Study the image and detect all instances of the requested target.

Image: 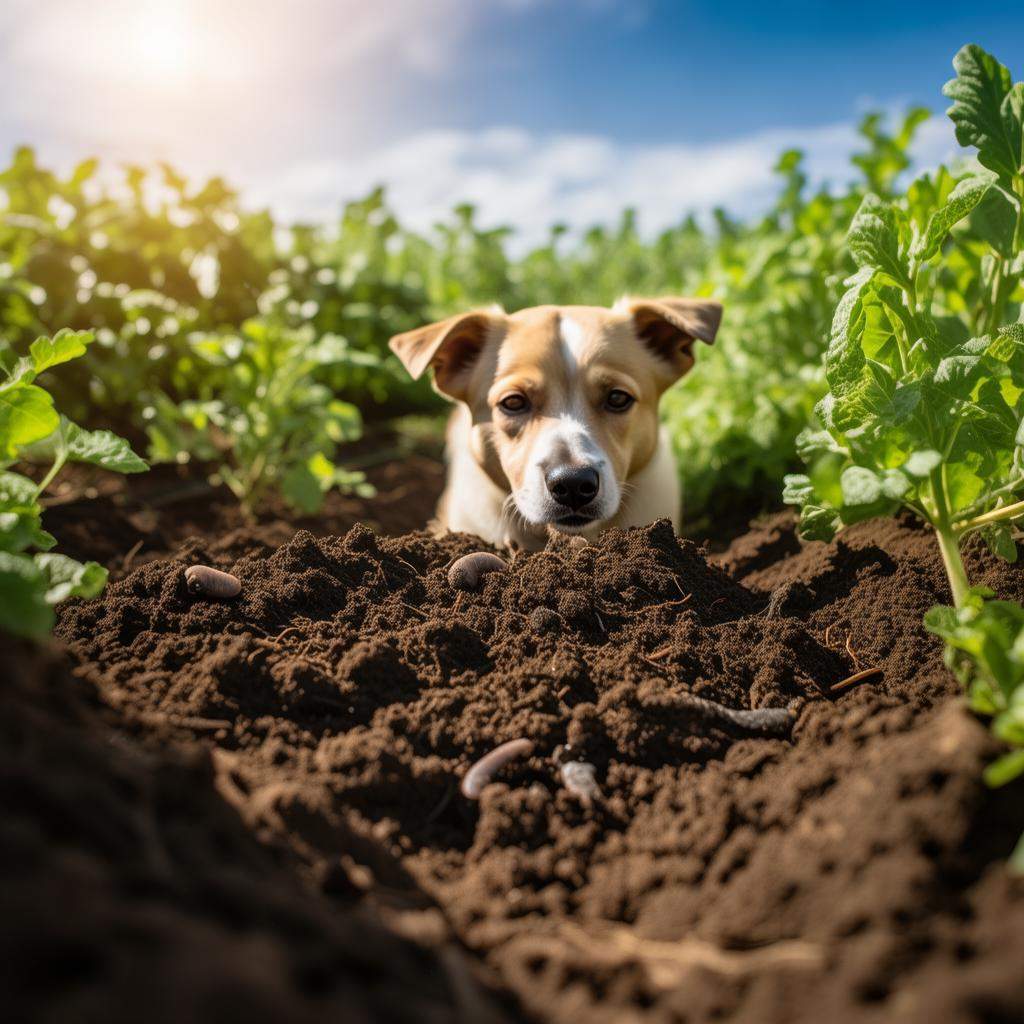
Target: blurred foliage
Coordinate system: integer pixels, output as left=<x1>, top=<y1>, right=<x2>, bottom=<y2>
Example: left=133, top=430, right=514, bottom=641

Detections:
left=0, top=110, right=933, bottom=516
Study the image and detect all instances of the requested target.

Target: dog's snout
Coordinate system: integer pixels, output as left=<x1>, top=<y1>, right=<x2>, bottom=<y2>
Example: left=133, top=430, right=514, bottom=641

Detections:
left=546, top=465, right=599, bottom=511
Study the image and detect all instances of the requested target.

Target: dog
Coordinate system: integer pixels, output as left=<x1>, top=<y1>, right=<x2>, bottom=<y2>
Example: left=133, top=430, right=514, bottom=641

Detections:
left=389, top=297, right=721, bottom=549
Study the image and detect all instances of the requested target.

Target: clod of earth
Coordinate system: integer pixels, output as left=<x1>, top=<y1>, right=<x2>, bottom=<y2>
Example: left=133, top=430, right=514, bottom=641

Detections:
left=460, top=738, right=535, bottom=799
left=184, top=564, right=241, bottom=599
left=448, top=551, right=508, bottom=591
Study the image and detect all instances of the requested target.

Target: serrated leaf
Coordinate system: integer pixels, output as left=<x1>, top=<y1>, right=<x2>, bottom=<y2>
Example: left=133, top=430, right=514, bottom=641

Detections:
left=29, top=329, right=94, bottom=373
left=913, top=174, right=993, bottom=261
left=943, top=45, right=1023, bottom=184
left=847, top=194, right=910, bottom=288
left=62, top=420, right=148, bottom=473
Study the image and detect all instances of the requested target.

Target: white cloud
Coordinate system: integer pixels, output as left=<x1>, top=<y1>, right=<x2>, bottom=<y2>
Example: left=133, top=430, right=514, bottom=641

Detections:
left=247, top=115, right=960, bottom=251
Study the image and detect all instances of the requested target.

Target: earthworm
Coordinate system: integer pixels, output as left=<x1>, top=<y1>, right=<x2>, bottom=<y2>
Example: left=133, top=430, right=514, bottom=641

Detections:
left=639, top=685, right=794, bottom=737
left=560, top=760, right=601, bottom=806
left=448, top=551, right=508, bottom=591
left=185, top=565, right=241, bottom=599
left=460, top=738, right=534, bottom=799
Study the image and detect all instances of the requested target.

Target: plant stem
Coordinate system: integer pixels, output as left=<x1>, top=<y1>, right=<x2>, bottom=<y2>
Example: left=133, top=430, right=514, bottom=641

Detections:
left=957, top=497, right=1024, bottom=533
left=931, top=466, right=971, bottom=608
left=34, top=453, right=66, bottom=500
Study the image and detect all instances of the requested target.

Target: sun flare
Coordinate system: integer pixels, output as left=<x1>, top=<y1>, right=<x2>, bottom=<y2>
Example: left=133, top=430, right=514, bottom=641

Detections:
left=129, top=5, right=193, bottom=82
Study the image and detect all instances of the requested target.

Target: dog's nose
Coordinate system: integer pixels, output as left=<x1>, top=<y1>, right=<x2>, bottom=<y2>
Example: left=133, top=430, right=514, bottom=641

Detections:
left=546, top=465, right=599, bottom=511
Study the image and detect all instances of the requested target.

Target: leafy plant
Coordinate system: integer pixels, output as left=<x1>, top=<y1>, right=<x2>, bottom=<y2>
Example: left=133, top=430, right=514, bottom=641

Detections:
left=0, top=329, right=147, bottom=637
left=785, top=45, right=1024, bottom=852
left=144, top=317, right=373, bottom=515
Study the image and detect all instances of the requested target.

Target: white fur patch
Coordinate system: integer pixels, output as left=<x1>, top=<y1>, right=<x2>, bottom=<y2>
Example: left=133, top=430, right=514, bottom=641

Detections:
left=559, top=314, right=587, bottom=371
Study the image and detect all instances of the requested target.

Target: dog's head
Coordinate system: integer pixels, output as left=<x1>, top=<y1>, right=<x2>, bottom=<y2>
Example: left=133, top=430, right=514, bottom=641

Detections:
left=389, top=298, right=721, bottom=533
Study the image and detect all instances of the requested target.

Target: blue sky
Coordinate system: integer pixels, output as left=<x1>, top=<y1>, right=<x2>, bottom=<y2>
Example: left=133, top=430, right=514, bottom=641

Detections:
left=411, top=2, right=1024, bottom=143
left=0, top=1, right=1021, bottom=245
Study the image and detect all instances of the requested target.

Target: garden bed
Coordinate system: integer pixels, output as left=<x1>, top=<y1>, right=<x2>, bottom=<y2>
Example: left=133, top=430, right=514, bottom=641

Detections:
left=4, top=488, right=1024, bottom=1023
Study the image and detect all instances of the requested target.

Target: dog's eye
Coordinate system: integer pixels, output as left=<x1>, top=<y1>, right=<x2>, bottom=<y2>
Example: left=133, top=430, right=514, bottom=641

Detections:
left=605, top=389, right=635, bottom=412
left=498, top=393, right=530, bottom=414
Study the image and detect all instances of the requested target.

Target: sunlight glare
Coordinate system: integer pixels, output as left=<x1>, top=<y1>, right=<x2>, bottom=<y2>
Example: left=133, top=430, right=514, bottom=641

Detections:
left=130, top=4, right=192, bottom=82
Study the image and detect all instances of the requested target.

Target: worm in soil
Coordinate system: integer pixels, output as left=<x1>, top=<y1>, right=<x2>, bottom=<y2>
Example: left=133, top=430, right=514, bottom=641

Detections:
left=185, top=565, right=241, bottom=599
left=647, top=690, right=795, bottom=737
left=560, top=760, right=601, bottom=806
left=460, top=738, right=534, bottom=799
left=448, top=551, right=508, bottom=592
left=691, top=697, right=794, bottom=736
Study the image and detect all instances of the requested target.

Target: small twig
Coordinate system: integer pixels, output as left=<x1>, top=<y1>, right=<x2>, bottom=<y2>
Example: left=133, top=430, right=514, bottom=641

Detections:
left=453, top=592, right=464, bottom=614
left=594, top=611, right=606, bottom=633
left=121, top=538, right=145, bottom=572
left=824, top=623, right=836, bottom=647
left=133, top=710, right=231, bottom=731
left=392, top=554, right=421, bottom=577
left=844, top=632, right=861, bottom=671
left=647, top=644, right=673, bottom=661
left=424, top=782, right=456, bottom=824
left=400, top=601, right=427, bottom=618
left=830, top=666, right=883, bottom=694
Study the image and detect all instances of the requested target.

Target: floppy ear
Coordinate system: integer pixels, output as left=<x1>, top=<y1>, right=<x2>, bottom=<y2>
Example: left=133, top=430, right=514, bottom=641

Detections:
left=619, top=296, right=723, bottom=381
left=389, top=309, right=503, bottom=401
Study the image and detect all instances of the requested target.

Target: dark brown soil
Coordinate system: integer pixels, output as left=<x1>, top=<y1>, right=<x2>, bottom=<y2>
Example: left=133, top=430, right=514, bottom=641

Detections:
left=2, top=501, right=1013, bottom=1024
left=38, top=435, right=446, bottom=575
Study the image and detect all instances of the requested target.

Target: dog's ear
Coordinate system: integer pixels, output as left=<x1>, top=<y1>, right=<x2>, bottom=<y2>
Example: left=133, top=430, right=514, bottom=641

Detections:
left=618, top=296, right=722, bottom=381
left=389, top=309, right=503, bottom=400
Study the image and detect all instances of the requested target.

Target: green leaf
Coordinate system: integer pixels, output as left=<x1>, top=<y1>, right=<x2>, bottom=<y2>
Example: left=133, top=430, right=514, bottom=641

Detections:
left=0, top=382, right=59, bottom=459
left=841, top=466, right=883, bottom=506
left=983, top=748, right=1024, bottom=787
left=1010, top=831, right=1024, bottom=876
left=982, top=523, right=1019, bottom=563
left=903, top=450, right=943, bottom=477
left=968, top=184, right=1019, bottom=257
left=943, top=45, right=1023, bottom=184
left=913, top=174, right=993, bottom=261
left=847, top=194, right=910, bottom=288
left=35, top=552, right=108, bottom=604
left=62, top=420, right=148, bottom=473
left=0, top=551, right=53, bottom=638
left=281, top=462, right=324, bottom=514
left=29, top=329, right=94, bottom=373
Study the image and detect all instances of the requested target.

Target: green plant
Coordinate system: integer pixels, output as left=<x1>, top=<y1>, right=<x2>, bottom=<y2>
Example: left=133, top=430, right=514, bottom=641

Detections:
left=0, top=329, right=147, bottom=637
left=785, top=45, right=1024, bottom=856
left=144, top=316, right=373, bottom=515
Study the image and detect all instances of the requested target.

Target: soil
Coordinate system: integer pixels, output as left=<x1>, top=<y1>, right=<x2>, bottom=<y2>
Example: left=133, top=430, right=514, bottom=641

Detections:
left=4, top=459, right=1024, bottom=1022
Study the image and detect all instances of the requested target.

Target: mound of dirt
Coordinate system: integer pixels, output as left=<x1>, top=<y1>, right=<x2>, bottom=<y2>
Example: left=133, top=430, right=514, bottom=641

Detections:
left=0, top=644, right=509, bottom=1024
left=13, top=514, right=1024, bottom=1022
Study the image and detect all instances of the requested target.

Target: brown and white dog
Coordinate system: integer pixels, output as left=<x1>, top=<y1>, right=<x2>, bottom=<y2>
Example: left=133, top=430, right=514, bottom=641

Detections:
left=389, top=298, right=721, bottom=549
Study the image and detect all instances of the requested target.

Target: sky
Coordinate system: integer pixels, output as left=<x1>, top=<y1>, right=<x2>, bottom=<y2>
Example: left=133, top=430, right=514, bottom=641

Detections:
left=1, top=0, right=1022, bottom=246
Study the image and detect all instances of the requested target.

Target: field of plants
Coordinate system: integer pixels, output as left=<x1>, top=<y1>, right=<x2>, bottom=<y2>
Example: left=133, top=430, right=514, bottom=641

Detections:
left=2, top=43, right=1024, bottom=1024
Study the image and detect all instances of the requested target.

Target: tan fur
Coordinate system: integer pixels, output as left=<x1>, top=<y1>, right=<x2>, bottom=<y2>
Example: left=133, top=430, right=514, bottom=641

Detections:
left=389, top=298, right=721, bottom=549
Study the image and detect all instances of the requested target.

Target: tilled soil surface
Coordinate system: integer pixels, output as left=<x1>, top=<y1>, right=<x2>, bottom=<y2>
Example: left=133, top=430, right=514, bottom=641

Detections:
left=6, top=512, right=1024, bottom=1022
